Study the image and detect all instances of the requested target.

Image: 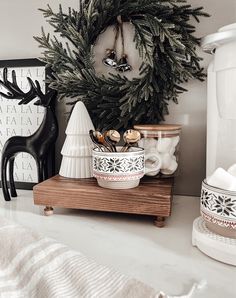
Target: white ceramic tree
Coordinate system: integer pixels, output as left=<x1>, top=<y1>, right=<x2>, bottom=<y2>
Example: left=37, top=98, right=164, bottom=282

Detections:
left=59, top=101, right=95, bottom=178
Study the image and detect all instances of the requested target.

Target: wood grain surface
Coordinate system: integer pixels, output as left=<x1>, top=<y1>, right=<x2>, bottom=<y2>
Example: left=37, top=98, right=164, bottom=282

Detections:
left=33, top=175, right=174, bottom=220
left=133, top=124, right=181, bottom=131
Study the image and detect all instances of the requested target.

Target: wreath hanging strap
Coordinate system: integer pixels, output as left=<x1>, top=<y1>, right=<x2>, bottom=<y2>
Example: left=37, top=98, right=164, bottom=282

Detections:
left=34, top=0, right=209, bottom=130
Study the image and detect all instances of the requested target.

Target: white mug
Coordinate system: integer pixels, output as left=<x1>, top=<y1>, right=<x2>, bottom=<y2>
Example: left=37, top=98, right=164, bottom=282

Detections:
left=93, top=147, right=145, bottom=189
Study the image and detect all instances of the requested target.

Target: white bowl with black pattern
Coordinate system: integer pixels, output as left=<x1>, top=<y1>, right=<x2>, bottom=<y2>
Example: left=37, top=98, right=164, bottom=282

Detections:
left=92, top=147, right=145, bottom=189
left=200, top=180, right=236, bottom=231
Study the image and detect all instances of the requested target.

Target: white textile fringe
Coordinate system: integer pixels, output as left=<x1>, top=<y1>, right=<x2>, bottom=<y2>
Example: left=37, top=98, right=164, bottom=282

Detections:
left=158, top=280, right=207, bottom=298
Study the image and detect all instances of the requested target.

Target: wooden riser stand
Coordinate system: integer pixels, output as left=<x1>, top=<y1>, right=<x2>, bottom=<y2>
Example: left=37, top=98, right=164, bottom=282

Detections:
left=33, top=175, right=174, bottom=227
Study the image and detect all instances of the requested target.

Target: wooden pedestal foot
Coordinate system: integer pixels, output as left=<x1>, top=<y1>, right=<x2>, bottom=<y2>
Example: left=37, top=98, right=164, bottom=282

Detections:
left=44, top=206, right=54, bottom=216
left=154, top=216, right=165, bottom=228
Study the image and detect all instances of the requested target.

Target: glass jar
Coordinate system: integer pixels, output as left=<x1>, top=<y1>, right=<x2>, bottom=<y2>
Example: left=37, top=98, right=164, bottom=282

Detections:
left=133, top=124, right=181, bottom=177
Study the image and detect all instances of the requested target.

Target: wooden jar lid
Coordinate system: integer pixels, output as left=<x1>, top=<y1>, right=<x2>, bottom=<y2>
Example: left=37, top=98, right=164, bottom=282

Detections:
left=133, top=124, right=181, bottom=131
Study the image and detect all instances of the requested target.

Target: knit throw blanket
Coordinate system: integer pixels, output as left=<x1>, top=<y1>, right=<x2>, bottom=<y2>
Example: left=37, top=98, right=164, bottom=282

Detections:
left=0, top=217, right=205, bottom=298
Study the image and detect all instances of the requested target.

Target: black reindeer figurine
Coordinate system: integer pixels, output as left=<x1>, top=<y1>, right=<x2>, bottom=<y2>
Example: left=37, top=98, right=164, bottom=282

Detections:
left=0, top=68, right=58, bottom=201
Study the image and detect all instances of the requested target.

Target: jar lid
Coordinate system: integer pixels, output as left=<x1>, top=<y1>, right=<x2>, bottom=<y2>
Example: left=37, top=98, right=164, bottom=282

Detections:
left=133, top=124, right=181, bottom=131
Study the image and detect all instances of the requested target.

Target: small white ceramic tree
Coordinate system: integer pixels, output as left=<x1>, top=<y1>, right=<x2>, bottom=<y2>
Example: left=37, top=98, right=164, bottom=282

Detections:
left=59, top=101, right=95, bottom=178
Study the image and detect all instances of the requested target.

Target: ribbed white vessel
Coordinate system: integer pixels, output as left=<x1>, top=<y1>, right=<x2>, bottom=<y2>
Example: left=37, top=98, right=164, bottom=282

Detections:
left=61, top=135, right=93, bottom=157
left=59, top=101, right=95, bottom=178
left=60, top=156, right=93, bottom=178
left=65, top=101, right=94, bottom=135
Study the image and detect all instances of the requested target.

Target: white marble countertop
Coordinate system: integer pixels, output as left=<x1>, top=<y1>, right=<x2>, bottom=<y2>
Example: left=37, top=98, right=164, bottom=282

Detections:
left=0, top=191, right=235, bottom=298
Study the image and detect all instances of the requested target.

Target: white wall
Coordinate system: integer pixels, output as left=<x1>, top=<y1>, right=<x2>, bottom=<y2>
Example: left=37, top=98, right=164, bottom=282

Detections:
left=165, top=0, right=236, bottom=195
left=0, top=0, right=235, bottom=196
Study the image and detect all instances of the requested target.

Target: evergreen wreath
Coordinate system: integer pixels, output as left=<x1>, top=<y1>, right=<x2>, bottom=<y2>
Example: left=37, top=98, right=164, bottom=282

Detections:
left=35, top=0, right=209, bottom=130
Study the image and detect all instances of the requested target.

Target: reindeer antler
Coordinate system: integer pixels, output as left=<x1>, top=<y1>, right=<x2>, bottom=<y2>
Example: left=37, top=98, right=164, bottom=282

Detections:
left=0, top=68, right=36, bottom=104
left=32, top=80, right=57, bottom=107
left=0, top=67, right=56, bottom=106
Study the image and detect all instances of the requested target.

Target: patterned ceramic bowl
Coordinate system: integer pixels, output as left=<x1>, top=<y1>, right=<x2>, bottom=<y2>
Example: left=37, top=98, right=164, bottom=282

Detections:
left=200, top=180, right=236, bottom=235
left=92, top=147, right=144, bottom=189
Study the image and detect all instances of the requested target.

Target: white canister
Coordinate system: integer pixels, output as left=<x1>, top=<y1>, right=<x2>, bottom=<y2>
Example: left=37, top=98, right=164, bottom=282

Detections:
left=134, top=124, right=181, bottom=177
